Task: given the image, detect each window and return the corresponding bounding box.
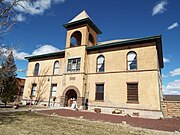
[95,84,104,100]
[31,84,37,96]
[53,61,59,75]
[51,84,57,97]
[34,63,39,76]
[97,55,105,72]
[70,31,82,47]
[127,51,137,70]
[89,33,94,45]
[127,83,138,103]
[67,58,81,72]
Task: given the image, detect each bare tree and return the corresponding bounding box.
[0,0,30,37]
[0,0,28,62]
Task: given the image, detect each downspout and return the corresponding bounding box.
[83,28,89,109]
[48,76,52,107]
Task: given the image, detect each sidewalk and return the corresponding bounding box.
[37,108,180,132]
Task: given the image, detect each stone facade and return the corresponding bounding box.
[162,101,180,117]
[22,11,164,118]
[162,95,180,117]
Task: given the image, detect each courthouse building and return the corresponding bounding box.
[23,11,164,118]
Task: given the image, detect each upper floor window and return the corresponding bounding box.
[97,55,105,72]
[34,63,39,76]
[53,61,59,75]
[70,31,82,47]
[67,58,81,72]
[127,51,137,70]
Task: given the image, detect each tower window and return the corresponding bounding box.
[70,31,82,47]
[89,33,94,45]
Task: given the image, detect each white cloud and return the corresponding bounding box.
[13,49,29,60]
[17,68,26,72]
[163,57,170,63]
[163,80,180,95]
[167,22,179,30]
[169,68,180,77]
[152,1,168,16]
[0,45,60,60]
[32,45,60,55]
[54,0,66,4]
[0,47,29,60]
[14,0,66,15]
[162,74,168,78]
[4,0,66,22]
[13,14,26,22]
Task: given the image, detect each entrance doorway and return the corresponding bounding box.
[64,89,77,107]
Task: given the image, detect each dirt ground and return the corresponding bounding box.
[37,109,180,132]
[0,111,175,135]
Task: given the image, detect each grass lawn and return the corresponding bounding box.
[0,112,172,135]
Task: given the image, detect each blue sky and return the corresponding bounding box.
[2,0,180,95]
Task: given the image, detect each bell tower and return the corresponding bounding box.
[63,10,102,48]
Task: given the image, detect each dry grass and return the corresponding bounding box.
[0,112,173,135]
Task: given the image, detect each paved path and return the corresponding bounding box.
[37,109,180,132]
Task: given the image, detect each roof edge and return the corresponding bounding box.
[87,35,162,50]
[25,50,65,60]
[63,18,102,34]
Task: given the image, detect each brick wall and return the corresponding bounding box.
[162,101,180,117]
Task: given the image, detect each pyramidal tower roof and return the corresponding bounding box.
[69,10,91,23]
[64,10,102,34]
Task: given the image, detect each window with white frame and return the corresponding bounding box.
[51,84,57,97]
[67,58,81,72]
[31,84,36,96]
[53,61,59,75]
[127,51,137,70]
[97,55,105,72]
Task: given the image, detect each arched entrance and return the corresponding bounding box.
[62,86,81,107]
[64,89,77,107]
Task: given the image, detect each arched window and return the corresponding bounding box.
[34,63,39,76]
[89,33,94,45]
[127,51,137,70]
[97,55,105,72]
[70,31,82,47]
[53,61,59,75]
